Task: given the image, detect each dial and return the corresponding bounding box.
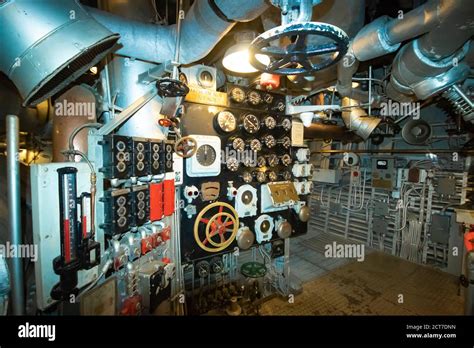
[281,118,292,131]
[281,154,292,167]
[282,170,292,181]
[249,138,262,152]
[256,171,266,183]
[243,114,260,134]
[230,87,245,103]
[232,137,245,152]
[242,171,253,183]
[264,135,276,148]
[198,69,214,88]
[264,116,277,130]
[241,190,254,205]
[264,93,273,104]
[226,157,239,172]
[257,156,266,168]
[247,90,262,106]
[281,136,291,149]
[268,171,278,182]
[196,144,216,166]
[275,101,286,112]
[267,154,279,167]
[215,110,237,133]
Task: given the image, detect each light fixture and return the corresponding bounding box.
[222,31,270,74]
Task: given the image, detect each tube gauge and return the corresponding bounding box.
[243,114,260,134]
[231,137,245,152]
[247,90,262,105]
[257,156,266,167]
[230,87,245,103]
[264,135,276,148]
[255,171,266,183]
[281,154,292,167]
[226,157,240,172]
[214,110,237,133]
[268,171,278,182]
[281,118,292,131]
[242,171,253,183]
[249,139,262,152]
[264,116,277,130]
[281,136,291,149]
[267,154,279,167]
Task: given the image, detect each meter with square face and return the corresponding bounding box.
[196,144,216,167]
[243,114,260,134]
[214,110,237,133]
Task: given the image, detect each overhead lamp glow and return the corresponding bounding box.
[222,31,270,74]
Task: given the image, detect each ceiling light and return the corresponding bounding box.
[222,31,270,74]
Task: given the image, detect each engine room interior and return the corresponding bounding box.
[1,0,474,323]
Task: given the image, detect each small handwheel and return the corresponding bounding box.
[240,262,267,278]
[194,202,239,253]
[156,78,190,98]
[249,22,349,75]
[174,136,197,158]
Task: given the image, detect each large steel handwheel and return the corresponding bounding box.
[174,136,197,158]
[194,202,239,253]
[249,22,349,75]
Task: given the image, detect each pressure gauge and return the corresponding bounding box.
[243,114,260,134]
[198,69,214,88]
[232,137,245,152]
[281,154,292,167]
[264,116,277,130]
[268,170,278,182]
[257,156,266,168]
[230,87,245,103]
[247,90,262,105]
[282,170,292,181]
[196,144,217,167]
[267,154,279,167]
[275,101,286,112]
[226,157,240,172]
[249,138,262,152]
[214,110,237,133]
[256,171,266,183]
[281,136,291,149]
[242,171,253,183]
[281,118,292,131]
[264,93,273,104]
[264,135,276,148]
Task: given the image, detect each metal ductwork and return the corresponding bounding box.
[0,0,120,107]
[341,98,381,140]
[87,0,269,65]
[304,122,359,142]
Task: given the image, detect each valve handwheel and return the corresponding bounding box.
[249,22,349,75]
[174,136,197,158]
[194,202,239,253]
[156,78,190,98]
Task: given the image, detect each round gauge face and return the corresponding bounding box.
[256,171,266,183]
[268,154,279,167]
[264,116,277,130]
[268,171,278,182]
[260,219,271,233]
[247,90,262,105]
[226,157,239,172]
[282,170,292,181]
[264,93,273,104]
[232,137,245,152]
[242,171,253,183]
[276,101,286,112]
[281,118,292,131]
[196,144,216,167]
[241,190,254,205]
[257,156,266,167]
[215,111,237,133]
[243,114,260,134]
[264,135,276,148]
[282,136,291,149]
[230,87,245,103]
[249,139,262,152]
[281,154,292,167]
[198,69,214,88]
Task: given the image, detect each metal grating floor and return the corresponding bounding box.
[261,251,464,315]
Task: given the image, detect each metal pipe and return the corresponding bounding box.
[6,115,24,315]
[311,149,472,154]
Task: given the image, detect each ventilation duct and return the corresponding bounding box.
[341,98,381,140]
[0,0,119,107]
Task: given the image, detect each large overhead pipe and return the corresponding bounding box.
[341,98,381,140]
[6,115,24,315]
[304,122,358,141]
[87,0,269,65]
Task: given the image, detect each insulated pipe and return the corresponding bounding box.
[304,122,355,141]
[87,0,269,64]
[6,115,24,315]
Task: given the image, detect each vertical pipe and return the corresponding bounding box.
[6,115,24,315]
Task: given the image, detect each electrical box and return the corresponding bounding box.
[313,168,341,184]
[430,214,451,244]
[372,158,395,190]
